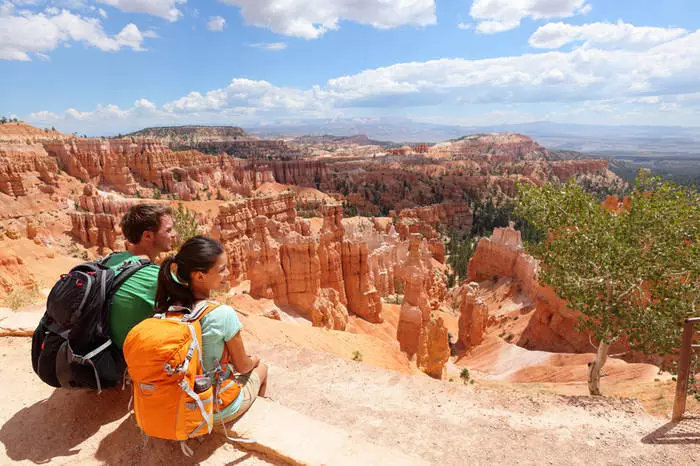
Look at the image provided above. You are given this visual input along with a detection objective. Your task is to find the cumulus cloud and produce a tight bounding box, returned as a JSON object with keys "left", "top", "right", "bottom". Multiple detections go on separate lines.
{"left": 220, "top": 0, "right": 436, "bottom": 39}
{"left": 96, "top": 0, "right": 185, "bottom": 22}
{"left": 207, "top": 16, "right": 225, "bottom": 32}
{"left": 0, "top": 4, "right": 151, "bottom": 61}
{"left": 530, "top": 20, "right": 688, "bottom": 49}
{"left": 162, "top": 78, "right": 327, "bottom": 114}
{"left": 470, "top": 0, "right": 591, "bottom": 34}
{"left": 248, "top": 42, "right": 287, "bottom": 51}
{"left": 23, "top": 28, "right": 700, "bottom": 132}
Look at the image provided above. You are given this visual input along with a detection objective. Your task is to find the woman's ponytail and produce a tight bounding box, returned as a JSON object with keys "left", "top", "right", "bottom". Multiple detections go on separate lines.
{"left": 155, "top": 236, "right": 224, "bottom": 314}
{"left": 155, "top": 256, "right": 195, "bottom": 313}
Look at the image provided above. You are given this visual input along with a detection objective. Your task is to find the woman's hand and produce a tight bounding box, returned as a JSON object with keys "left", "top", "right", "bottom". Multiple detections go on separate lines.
{"left": 225, "top": 333, "right": 261, "bottom": 374}
{"left": 240, "top": 355, "right": 260, "bottom": 374}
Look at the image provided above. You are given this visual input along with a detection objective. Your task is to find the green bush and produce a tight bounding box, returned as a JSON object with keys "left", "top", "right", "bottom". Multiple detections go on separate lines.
{"left": 173, "top": 203, "right": 199, "bottom": 248}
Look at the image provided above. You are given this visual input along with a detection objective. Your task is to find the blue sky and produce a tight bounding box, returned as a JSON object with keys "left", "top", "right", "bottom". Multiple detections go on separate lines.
{"left": 2, "top": 0, "right": 700, "bottom": 135}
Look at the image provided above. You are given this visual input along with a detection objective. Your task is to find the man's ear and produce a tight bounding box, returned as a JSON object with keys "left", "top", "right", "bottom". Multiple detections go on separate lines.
{"left": 141, "top": 230, "right": 155, "bottom": 243}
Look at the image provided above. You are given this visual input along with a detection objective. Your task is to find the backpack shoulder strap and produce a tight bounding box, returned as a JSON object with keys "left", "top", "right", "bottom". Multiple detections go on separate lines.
{"left": 185, "top": 300, "right": 223, "bottom": 323}
{"left": 109, "top": 258, "right": 154, "bottom": 295}
{"left": 97, "top": 252, "right": 120, "bottom": 266}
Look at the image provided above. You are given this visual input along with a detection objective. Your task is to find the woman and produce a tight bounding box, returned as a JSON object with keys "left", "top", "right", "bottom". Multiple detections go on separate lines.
{"left": 155, "top": 235, "right": 268, "bottom": 427}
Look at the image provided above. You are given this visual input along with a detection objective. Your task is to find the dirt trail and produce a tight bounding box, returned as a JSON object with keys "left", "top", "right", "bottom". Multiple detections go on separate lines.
{"left": 2, "top": 336, "right": 699, "bottom": 465}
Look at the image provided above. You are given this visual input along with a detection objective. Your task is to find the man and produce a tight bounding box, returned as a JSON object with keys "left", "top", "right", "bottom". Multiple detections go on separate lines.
{"left": 104, "top": 203, "right": 176, "bottom": 349}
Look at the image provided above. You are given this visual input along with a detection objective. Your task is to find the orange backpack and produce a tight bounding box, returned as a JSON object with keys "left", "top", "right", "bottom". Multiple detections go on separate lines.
{"left": 123, "top": 300, "right": 243, "bottom": 447}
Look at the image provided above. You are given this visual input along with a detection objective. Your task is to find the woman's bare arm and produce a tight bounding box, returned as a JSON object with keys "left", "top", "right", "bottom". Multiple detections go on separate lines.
{"left": 225, "top": 333, "right": 259, "bottom": 374}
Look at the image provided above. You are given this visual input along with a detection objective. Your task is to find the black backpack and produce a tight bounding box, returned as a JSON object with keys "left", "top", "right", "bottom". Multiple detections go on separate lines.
{"left": 31, "top": 254, "right": 153, "bottom": 393}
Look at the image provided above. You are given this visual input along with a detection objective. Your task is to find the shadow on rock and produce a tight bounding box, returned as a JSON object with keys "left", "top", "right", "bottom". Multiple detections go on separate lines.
{"left": 642, "top": 416, "right": 700, "bottom": 445}
{"left": 0, "top": 387, "right": 131, "bottom": 463}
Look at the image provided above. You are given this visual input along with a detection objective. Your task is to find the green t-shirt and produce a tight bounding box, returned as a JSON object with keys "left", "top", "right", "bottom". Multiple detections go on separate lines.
{"left": 104, "top": 251, "right": 160, "bottom": 349}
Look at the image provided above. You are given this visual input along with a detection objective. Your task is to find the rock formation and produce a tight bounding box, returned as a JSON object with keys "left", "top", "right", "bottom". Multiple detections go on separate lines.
{"left": 311, "top": 288, "right": 349, "bottom": 331}
{"left": 454, "top": 282, "right": 489, "bottom": 349}
{"left": 465, "top": 224, "right": 630, "bottom": 355}
{"left": 0, "top": 142, "right": 58, "bottom": 197}
{"left": 215, "top": 190, "right": 309, "bottom": 279}
{"left": 341, "top": 241, "right": 382, "bottom": 323}
{"left": 247, "top": 216, "right": 286, "bottom": 300}
{"left": 396, "top": 235, "right": 433, "bottom": 356}
{"left": 417, "top": 315, "right": 450, "bottom": 379}
{"left": 394, "top": 234, "right": 450, "bottom": 378}
{"left": 69, "top": 184, "right": 136, "bottom": 251}
{"left": 0, "top": 249, "right": 35, "bottom": 299}
{"left": 318, "top": 204, "right": 347, "bottom": 304}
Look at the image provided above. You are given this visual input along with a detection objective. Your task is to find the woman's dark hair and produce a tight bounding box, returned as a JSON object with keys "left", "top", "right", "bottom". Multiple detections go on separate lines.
{"left": 155, "top": 235, "right": 225, "bottom": 313}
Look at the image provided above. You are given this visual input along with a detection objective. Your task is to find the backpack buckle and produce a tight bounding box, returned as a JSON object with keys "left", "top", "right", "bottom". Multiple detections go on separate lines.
{"left": 163, "top": 363, "right": 176, "bottom": 375}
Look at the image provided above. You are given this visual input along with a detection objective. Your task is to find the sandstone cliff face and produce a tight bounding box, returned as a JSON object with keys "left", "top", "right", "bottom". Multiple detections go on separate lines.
{"left": 430, "top": 133, "right": 548, "bottom": 162}
{"left": 1, "top": 128, "right": 273, "bottom": 200}
{"left": 394, "top": 234, "right": 450, "bottom": 378}
{"left": 464, "top": 225, "right": 630, "bottom": 355}
{"left": 280, "top": 241, "right": 321, "bottom": 313}
{"left": 216, "top": 191, "right": 308, "bottom": 280}
{"left": 551, "top": 160, "right": 608, "bottom": 181}
{"left": 0, "top": 249, "right": 36, "bottom": 299}
{"left": 244, "top": 211, "right": 349, "bottom": 330}
{"left": 271, "top": 160, "right": 328, "bottom": 188}
{"left": 311, "top": 288, "right": 349, "bottom": 331}
{"left": 417, "top": 315, "right": 450, "bottom": 379}
{"left": 0, "top": 143, "right": 58, "bottom": 197}
{"left": 69, "top": 185, "right": 136, "bottom": 251}
{"left": 247, "top": 216, "right": 287, "bottom": 301}
{"left": 318, "top": 204, "right": 348, "bottom": 304}
{"left": 397, "top": 202, "right": 473, "bottom": 236}
{"left": 341, "top": 241, "right": 382, "bottom": 323}
{"left": 455, "top": 282, "right": 489, "bottom": 349}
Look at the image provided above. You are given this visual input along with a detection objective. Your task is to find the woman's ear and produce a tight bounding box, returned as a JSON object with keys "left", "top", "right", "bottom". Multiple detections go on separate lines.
{"left": 193, "top": 270, "right": 207, "bottom": 283}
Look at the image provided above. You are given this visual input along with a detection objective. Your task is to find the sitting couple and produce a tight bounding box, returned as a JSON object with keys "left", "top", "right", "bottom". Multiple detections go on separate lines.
{"left": 109, "top": 204, "right": 267, "bottom": 426}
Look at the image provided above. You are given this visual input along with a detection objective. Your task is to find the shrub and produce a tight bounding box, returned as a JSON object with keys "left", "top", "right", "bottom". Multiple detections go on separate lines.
{"left": 352, "top": 350, "right": 363, "bottom": 362}
{"left": 173, "top": 202, "right": 199, "bottom": 248}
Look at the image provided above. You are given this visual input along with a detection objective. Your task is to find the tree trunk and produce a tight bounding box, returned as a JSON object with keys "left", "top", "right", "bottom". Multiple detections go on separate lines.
{"left": 587, "top": 340, "right": 610, "bottom": 396}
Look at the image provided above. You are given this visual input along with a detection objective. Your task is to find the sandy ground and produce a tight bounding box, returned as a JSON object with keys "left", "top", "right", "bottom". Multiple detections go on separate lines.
{"left": 0, "top": 338, "right": 277, "bottom": 466}
{"left": 3, "top": 336, "right": 700, "bottom": 466}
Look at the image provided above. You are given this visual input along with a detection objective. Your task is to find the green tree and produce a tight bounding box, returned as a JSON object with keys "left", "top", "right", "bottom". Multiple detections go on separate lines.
{"left": 459, "top": 368, "right": 470, "bottom": 384}
{"left": 446, "top": 230, "right": 477, "bottom": 285}
{"left": 516, "top": 172, "right": 699, "bottom": 395}
{"left": 173, "top": 202, "right": 200, "bottom": 248}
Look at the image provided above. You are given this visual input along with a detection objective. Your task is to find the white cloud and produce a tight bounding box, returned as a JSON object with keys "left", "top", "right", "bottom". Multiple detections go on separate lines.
{"left": 578, "top": 3, "right": 592, "bottom": 15}
{"left": 134, "top": 98, "right": 156, "bottom": 110}
{"left": 248, "top": 42, "right": 287, "bottom": 51}
{"left": 457, "top": 22, "right": 471, "bottom": 30}
{"left": 220, "top": 0, "right": 436, "bottom": 39}
{"left": 207, "top": 16, "right": 225, "bottom": 32}
{"left": 22, "top": 28, "right": 700, "bottom": 132}
{"left": 530, "top": 20, "right": 688, "bottom": 49}
{"left": 0, "top": 4, "right": 151, "bottom": 61}
{"left": 97, "top": 0, "right": 185, "bottom": 22}
{"left": 162, "top": 78, "right": 325, "bottom": 114}
{"left": 470, "top": 0, "right": 591, "bottom": 34}
{"left": 36, "top": 52, "right": 50, "bottom": 60}
{"left": 98, "top": 8, "right": 107, "bottom": 18}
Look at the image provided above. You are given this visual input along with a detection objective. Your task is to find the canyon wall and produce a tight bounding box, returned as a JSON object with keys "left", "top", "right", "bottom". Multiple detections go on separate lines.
{"left": 0, "top": 143, "right": 58, "bottom": 197}
{"left": 464, "top": 225, "right": 629, "bottom": 354}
